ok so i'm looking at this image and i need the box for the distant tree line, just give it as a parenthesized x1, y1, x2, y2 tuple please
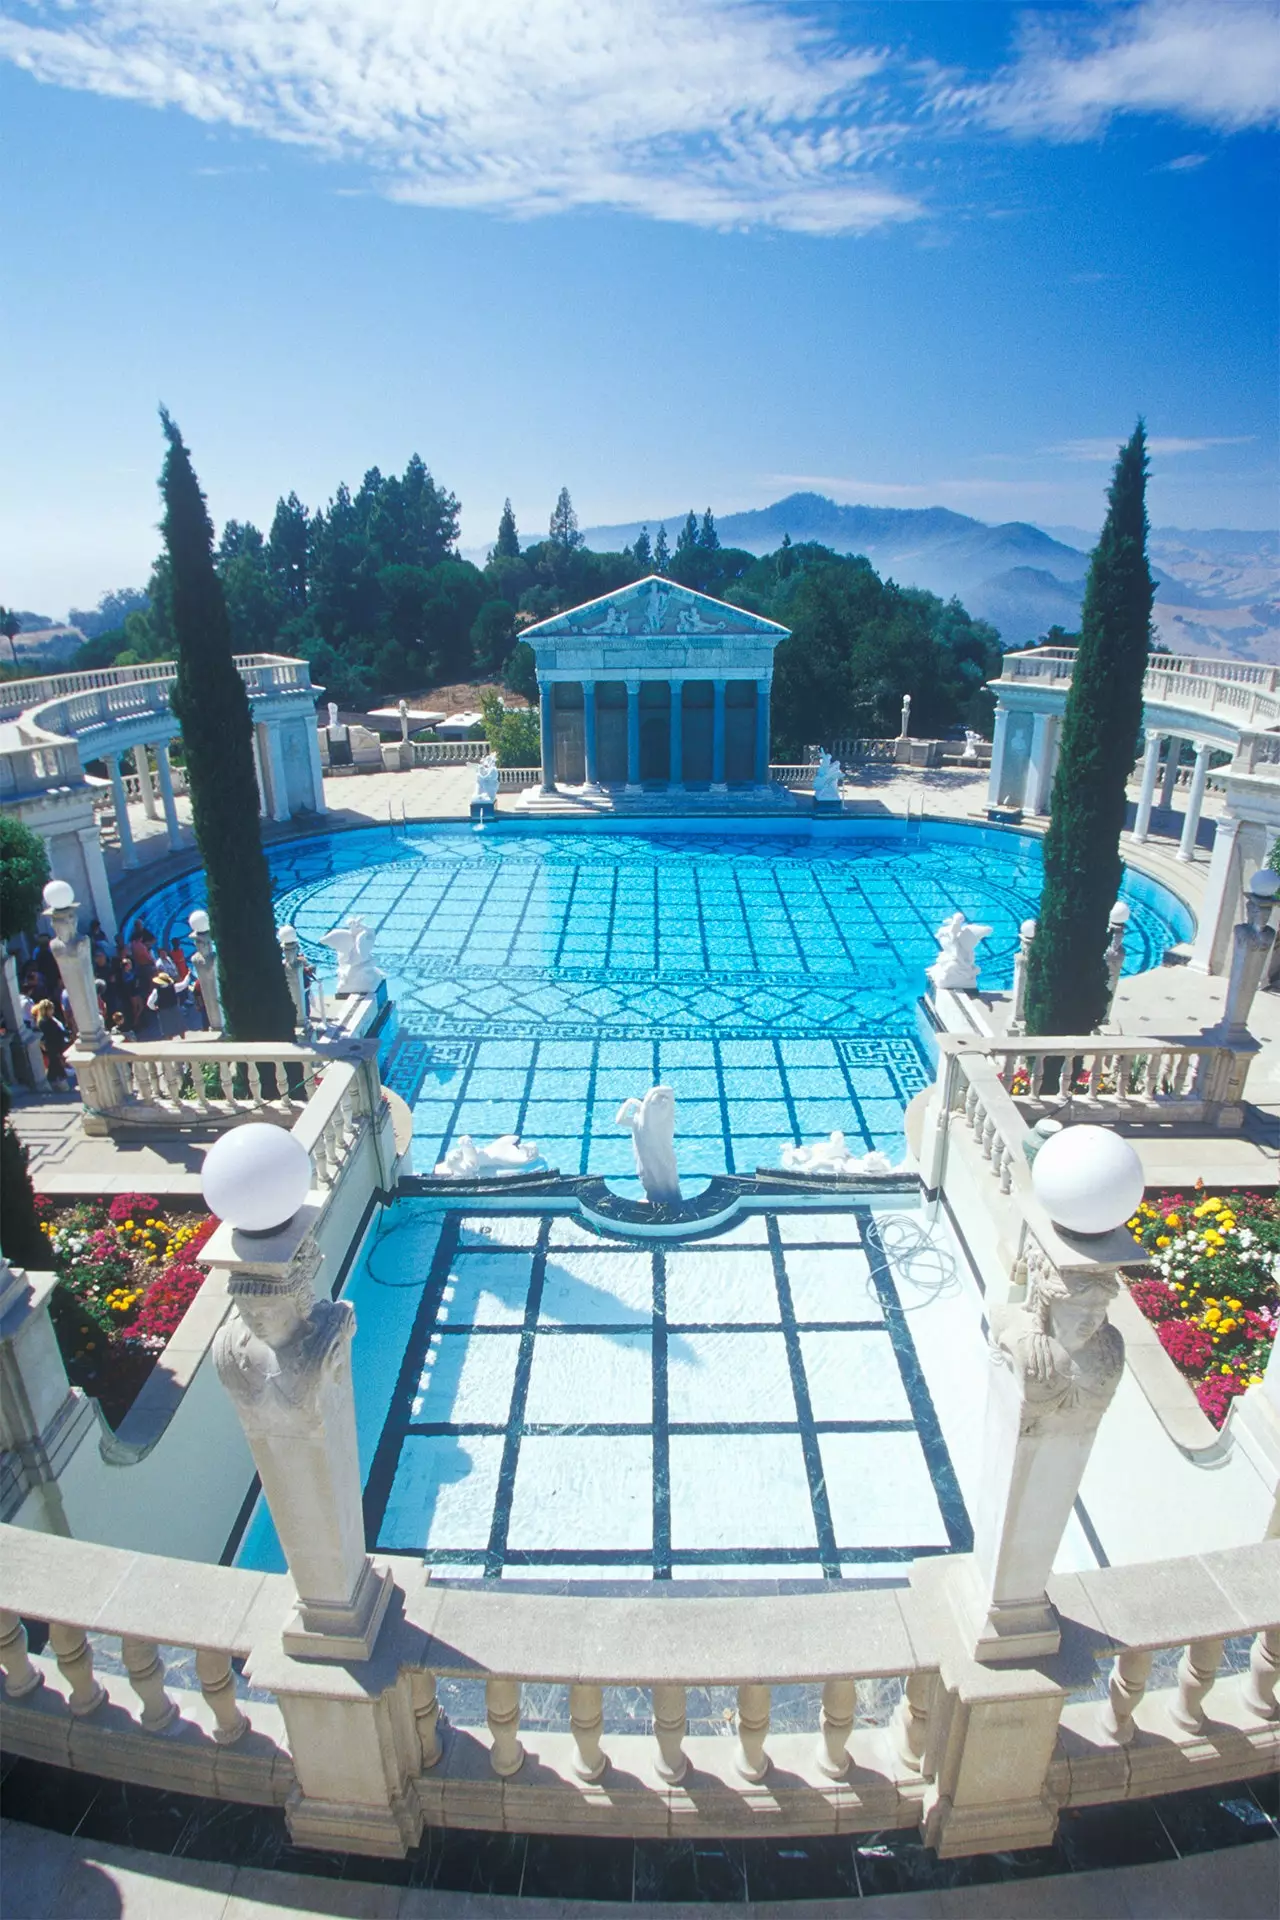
(64, 460, 1002, 744)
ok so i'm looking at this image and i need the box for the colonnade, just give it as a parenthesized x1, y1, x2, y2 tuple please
(1130, 730, 1216, 862)
(538, 674, 772, 795)
(106, 741, 183, 870)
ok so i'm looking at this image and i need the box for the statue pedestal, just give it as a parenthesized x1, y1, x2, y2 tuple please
(812, 797, 843, 815)
(470, 799, 496, 824)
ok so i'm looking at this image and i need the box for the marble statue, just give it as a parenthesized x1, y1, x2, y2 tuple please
(644, 583, 671, 634)
(676, 604, 723, 634)
(780, 1133, 892, 1176)
(598, 604, 630, 635)
(326, 701, 346, 739)
(398, 698, 410, 743)
(433, 1134, 544, 1177)
(615, 1085, 681, 1204)
(962, 730, 982, 761)
(899, 693, 912, 740)
(321, 917, 385, 995)
(990, 1245, 1123, 1436)
(473, 751, 500, 805)
(813, 750, 843, 803)
(927, 911, 992, 992)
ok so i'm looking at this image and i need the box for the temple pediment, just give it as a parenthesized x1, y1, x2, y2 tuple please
(521, 577, 789, 647)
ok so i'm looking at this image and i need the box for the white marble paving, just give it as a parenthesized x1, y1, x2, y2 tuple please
(666, 1329, 797, 1423)
(457, 1215, 544, 1248)
(799, 1329, 912, 1423)
(537, 1249, 653, 1325)
(669, 1433, 819, 1550)
(819, 1430, 949, 1548)
(507, 1435, 652, 1551)
(383, 1433, 505, 1550)
(663, 1250, 780, 1324)
(436, 1252, 533, 1327)
(523, 1330, 652, 1425)
(776, 1212, 868, 1245)
(415, 1332, 521, 1425)
(784, 1246, 881, 1322)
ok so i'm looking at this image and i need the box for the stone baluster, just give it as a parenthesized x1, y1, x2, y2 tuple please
(1244, 1628, 1280, 1720)
(1170, 1637, 1223, 1732)
(195, 1648, 250, 1745)
(981, 1114, 996, 1161)
(410, 1669, 443, 1768)
(161, 1058, 185, 1103)
(1099, 1648, 1152, 1745)
(651, 1683, 688, 1783)
(485, 1677, 525, 1776)
(47, 1621, 106, 1716)
(0, 1610, 43, 1698)
(121, 1636, 178, 1732)
(1029, 1054, 1046, 1097)
(735, 1683, 771, 1782)
(1088, 1054, 1104, 1098)
(892, 1670, 933, 1773)
(964, 1085, 979, 1131)
(816, 1677, 855, 1778)
(569, 1683, 607, 1781)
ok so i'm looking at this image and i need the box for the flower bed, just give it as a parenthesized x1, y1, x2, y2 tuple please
(37, 1193, 217, 1428)
(1126, 1186, 1279, 1425)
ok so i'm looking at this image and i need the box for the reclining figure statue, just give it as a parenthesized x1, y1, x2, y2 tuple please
(434, 1134, 544, 1177)
(780, 1132, 892, 1176)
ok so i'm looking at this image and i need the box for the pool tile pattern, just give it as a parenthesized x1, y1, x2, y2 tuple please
(362, 1207, 972, 1580)
(134, 824, 1183, 1175)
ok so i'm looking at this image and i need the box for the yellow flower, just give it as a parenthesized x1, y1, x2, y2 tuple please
(1228, 1299, 1243, 1312)
(1156, 1235, 1171, 1248)
(1165, 1213, 1181, 1228)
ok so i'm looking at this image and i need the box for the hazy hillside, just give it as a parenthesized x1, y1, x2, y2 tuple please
(580, 494, 1280, 661)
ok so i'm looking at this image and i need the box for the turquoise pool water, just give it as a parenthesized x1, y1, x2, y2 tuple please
(136, 819, 1192, 1176)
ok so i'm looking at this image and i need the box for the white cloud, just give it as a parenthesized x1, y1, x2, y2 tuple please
(0, 0, 923, 234)
(1154, 150, 1209, 170)
(1045, 435, 1257, 460)
(953, 0, 1280, 140)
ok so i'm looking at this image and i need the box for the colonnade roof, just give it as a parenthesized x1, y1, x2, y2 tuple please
(520, 576, 790, 654)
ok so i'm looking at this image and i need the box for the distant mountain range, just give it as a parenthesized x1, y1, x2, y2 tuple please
(579, 494, 1280, 662)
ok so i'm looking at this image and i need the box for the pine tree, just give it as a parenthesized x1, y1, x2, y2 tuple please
(495, 498, 520, 559)
(631, 526, 653, 569)
(548, 487, 583, 552)
(160, 411, 297, 1043)
(268, 492, 311, 611)
(1024, 424, 1154, 1037)
(676, 510, 699, 555)
(700, 508, 720, 550)
(653, 524, 670, 573)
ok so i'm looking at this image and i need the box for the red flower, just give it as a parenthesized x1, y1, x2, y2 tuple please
(1195, 1373, 1247, 1425)
(1129, 1278, 1179, 1323)
(108, 1193, 160, 1224)
(1157, 1320, 1214, 1373)
(123, 1263, 205, 1345)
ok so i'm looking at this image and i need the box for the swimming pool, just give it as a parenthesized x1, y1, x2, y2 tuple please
(135, 818, 1192, 1176)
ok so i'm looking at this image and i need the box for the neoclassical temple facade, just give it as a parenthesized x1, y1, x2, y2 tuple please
(521, 578, 789, 794)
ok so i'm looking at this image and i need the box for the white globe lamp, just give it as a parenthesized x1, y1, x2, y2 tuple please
(188, 909, 211, 935)
(43, 879, 75, 911)
(1248, 869, 1280, 902)
(1031, 1123, 1144, 1237)
(201, 1123, 313, 1236)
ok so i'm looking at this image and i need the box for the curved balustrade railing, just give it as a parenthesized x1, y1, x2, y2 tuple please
(1000, 647, 1280, 741)
(1, 1527, 1276, 1844)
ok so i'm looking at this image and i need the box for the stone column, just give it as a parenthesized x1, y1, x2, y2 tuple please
(263, 720, 292, 824)
(986, 707, 1010, 808)
(153, 742, 182, 851)
(212, 1227, 393, 1661)
(754, 674, 772, 786)
(1131, 731, 1162, 843)
(0, 1257, 94, 1521)
(304, 713, 329, 814)
(625, 678, 641, 793)
(108, 756, 138, 870)
(1191, 814, 1258, 975)
(1160, 738, 1182, 812)
(582, 681, 600, 791)
(669, 679, 683, 789)
(74, 827, 116, 939)
(1026, 713, 1058, 815)
(1009, 919, 1037, 1032)
(965, 1232, 1126, 1660)
(133, 743, 158, 821)
(711, 678, 727, 791)
(538, 681, 556, 794)
(47, 891, 108, 1052)
(250, 728, 269, 818)
(1177, 742, 1212, 862)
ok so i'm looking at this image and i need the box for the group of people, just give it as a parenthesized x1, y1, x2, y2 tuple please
(4, 919, 212, 1093)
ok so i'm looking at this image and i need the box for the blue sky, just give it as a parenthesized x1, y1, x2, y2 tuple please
(2, 0, 1277, 614)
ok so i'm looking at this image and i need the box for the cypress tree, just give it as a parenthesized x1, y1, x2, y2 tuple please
(160, 410, 296, 1042)
(495, 498, 520, 559)
(700, 508, 720, 550)
(631, 526, 652, 568)
(1, 1090, 48, 1270)
(676, 510, 699, 555)
(1024, 423, 1154, 1037)
(653, 524, 670, 573)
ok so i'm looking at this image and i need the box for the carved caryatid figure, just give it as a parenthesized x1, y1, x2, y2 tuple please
(321, 916, 385, 995)
(616, 1085, 680, 1205)
(813, 750, 843, 803)
(473, 751, 500, 805)
(989, 1249, 1124, 1435)
(926, 911, 992, 992)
